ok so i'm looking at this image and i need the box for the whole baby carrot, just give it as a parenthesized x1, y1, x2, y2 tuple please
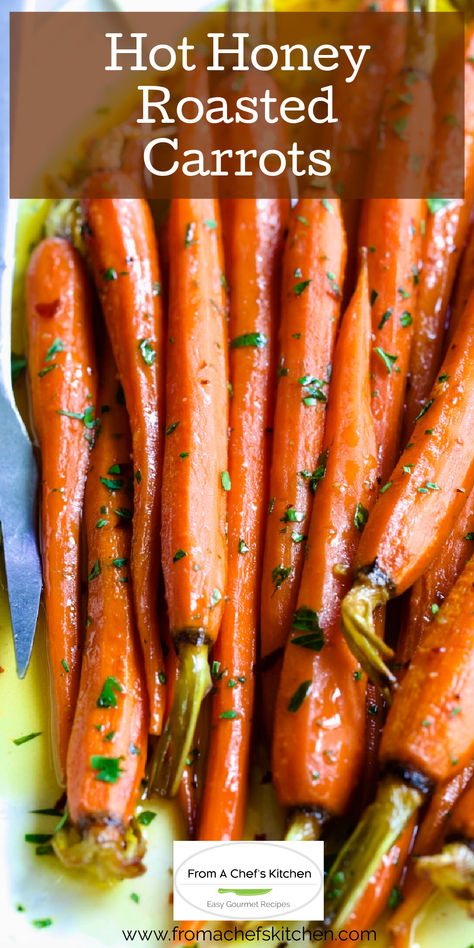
(397, 489, 474, 669)
(198, 195, 289, 841)
(260, 197, 346, 726)
(341, 287, 474, 696)
(325, 554, 474, 930)
(53, 344, 148, 880)
(416, 773, 474, 911)
(388, 764, 474, 948)
(272, 254, 377, 838)
(81, 174, 166, 734)
(404, 27, 474, 431)
(26, 236, 97, 782)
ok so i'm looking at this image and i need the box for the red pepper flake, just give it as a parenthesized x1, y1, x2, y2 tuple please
(36, 300, 60, 319)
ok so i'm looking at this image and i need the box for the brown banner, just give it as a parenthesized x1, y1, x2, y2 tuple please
(10, 11, 464, 199)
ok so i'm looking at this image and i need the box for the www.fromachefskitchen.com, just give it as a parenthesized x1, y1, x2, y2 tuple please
(121, 926, 377, 941)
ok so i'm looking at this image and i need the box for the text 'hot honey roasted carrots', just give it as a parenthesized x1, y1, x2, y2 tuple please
(26, 236, 97, 782)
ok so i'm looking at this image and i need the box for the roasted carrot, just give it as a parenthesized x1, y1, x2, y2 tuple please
(388, 763, 474, 947)
(148, 191, 228, 797)
(325, 555, 474, 930)
(53, 344, 147, 879)
(417, 772, 474, 911)
(332, 0, 407, 300)
(81, 175, 166, 734)
(330, 819, 416, 942)
(198, 196, 288, 841)
(260, 197, 346, 727)
(341, 287, 474, 695)
(449, 214, 474, 342)
(272, 254, 377, 837)
(26, 236, 97, 782)
(397, 488, 474, 669)
(404, 27, 474, 431)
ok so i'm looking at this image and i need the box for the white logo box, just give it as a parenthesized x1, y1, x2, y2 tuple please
(173, 840, 324, 922)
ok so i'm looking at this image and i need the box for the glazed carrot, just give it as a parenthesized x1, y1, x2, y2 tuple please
(26, 236, 97, 781)
(449, 216, 474, 342)
(260, 197, 346, 725)
(325, 555, 474, 929)
(331, 819, 415, 941)
(272, 255, 377, 837)
(416, 772, 474, 911)
(148, 192, 228, 798)
(397, 488, 474, 669)
(359, 196, 425, 482)
(341, 287, 474, 695)
(53, 344, 147, 879)
(404, 28, 474, 431)
(332, 0, 407, 300)
(81, 174, 166, 734)
(388, 763, 474, 946)
(198, 196, 288, 841)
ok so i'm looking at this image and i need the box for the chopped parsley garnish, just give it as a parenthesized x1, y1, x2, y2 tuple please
(296, 215, 309, 226)
(387, 887, 403, 910)
(112, 557, 128, 567)
(45, 338, 65, 362)
(292, 606, 322, 638)
(90, 755, 124, 783)
(354, 502, 369, 532)
(373, 347, 398, 374)
(11, 353, 27, 381)
(294, 279, 312, 296)
(173, 549, 186, 562)
(96, 676, 122, 709)
(12, 731, 42, 746)
(210, 588, 222, 608)
(238, 539, 249, 554)
(61, 659, 69, 673)
(166, 421, 179, 435)
(137, 810, 157, 825)
(370, 289, 379, 306)
(272, 565, 291, 589)
(380, 481, 392, 494)
(138, 338, 156, 366)
(415, 398, 434, 422)
(221, 471, 231, 491)
(153, 281, 161, 296)
(158, 671, 167, 685)
(185, 222, 197, 247)
(99, 476, 123, 491)
(204, 218, 217, 230)
(378, 308, 392, 330)
(281, 508, 305, 523)
(114, 507, 132, 521)
(230, 332, 268, 350)
(102, 268, 117, 281)
(219, 709, 239, 719)
(87, 559, 101, 581)
(427, 198, 453, 214)
(393, 116, 408, 139)
(400, 311, 412, 327)
(326, 271, 340, 296)
(288, 680, 312, 712)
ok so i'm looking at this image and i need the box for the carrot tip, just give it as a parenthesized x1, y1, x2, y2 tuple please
(285, 807, 326, 841)
(341, 582, 395, 701)
(324, 777, 423, 932)
(416, 842, 474, 913)
(52, 816, 146, 882)
(148, 644, 211, 799)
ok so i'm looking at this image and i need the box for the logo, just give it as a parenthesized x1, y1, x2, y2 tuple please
(173, 841, 324, 921)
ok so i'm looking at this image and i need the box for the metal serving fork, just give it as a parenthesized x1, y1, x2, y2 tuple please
(0, 2, 42, 677)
